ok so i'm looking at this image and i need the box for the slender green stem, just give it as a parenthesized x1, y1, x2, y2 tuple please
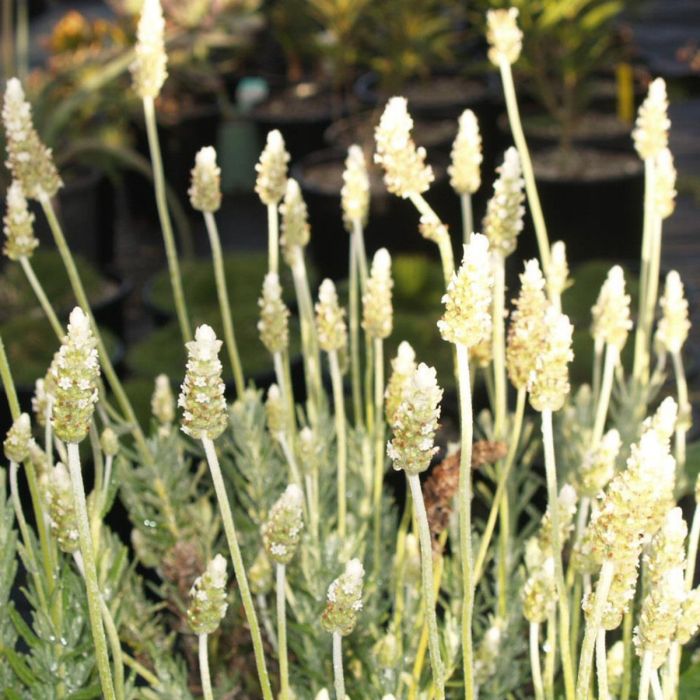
(16, 0, 29, 79)
(577, 561, 615, 700)
(639, 651, 653, 700)
(498, 58, 551, 277)
(671, 351, 688, 467)
(492, 255, 507, 438)
(257, 592, 278, 652)
(530, 623, 546, 700)
(456, 344, 475, 699)
(353, 219, 369, 291)
(544, 610, 556, 700)
(665, 642, 681, 700)
(621, 610, 634, 700)
(332, 632, 346, 700)
(592, 340, 604, 407)
(592, 345, 618, 445)
(597, 628, 609, 700)
(142, 96, 192, 344)
(542, 410, 575, 700)
(198, 634, 214, 700)
(38, 195, 152, 465)
(474, 387, 526, 584)
(203, 212, 245, 397)
(686, 505, 700, 590)
(372, 337, 385, 575)
(349, 235, 363, 426)
(122, 652, 161, 689)
(67, 442, 116, 700)
(0, 334, 20, 417)
(277, 564, 290, 699)
(267, 203, 279, 275)
(201, 438, 273, 700)
(407, 473, 445, 699)
(19, 256, 63, 339)
(460, 193, 474, 245)
(650, 668, 663, 700)
(407, 193, 455, 284)
(329, 350, 347, 539)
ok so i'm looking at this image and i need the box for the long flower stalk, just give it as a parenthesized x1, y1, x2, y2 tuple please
(332, 632, 345, 700)
(329, 350, 347, 539)
(545, 611, 556, 700)
(530, 622, 546, 700)
(349, 236, 362, 425)
(408, 192, 455, 284)
(267, 204, 279, 274)
(198, 635, 214, 700)
(461, 193, 474, 245)
(372, 337, 385, 567)
(596, 628, 609, 700)
(671, 350, 688, 466)
(19, 256, 62, 339)
(277, 564, 290, 699)
(592, 345, 618, 444)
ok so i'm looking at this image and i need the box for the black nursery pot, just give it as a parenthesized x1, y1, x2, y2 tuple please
(294, 149, 466, 280)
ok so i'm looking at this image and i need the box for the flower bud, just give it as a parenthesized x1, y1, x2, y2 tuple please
(51, 308, 100, 444)
(362, 248, 393, 340)
(152, 374, 175, 425)
(657, 271, 690, 354)
(4, 413, 33, 463)
(188, 554, 228, 635)
(189, 146, 221, 213)
(130, 0, 167, 99)
(46, 462, 79, 553)
(438, 233, 493, 347)
(633, 78, 670, 161)
(548, 241, 569, 298)
(255, 130, 289, 206)
(537, 484, 578, 556)
(576, 429, 621, 498)
(3, 181, 38, 260)
(341, 145, 370, 231)
(321, 558, 365, 636)
(591, 266, 632, 351)
(644, 508, 687, 589)
(32, 377, 52, 428)
(387, 363, 443, 476)
(264, 384, 286, 437)
(258, 272, 290, 354)
(385, 341, 417, 426)
(487, 8, 523, 66)
(262, 484, 304, 565)
(178, 325, 227, 441)
(2, 79, 62, 199)
(654, 148, 677, 219)
(280, 179, 310, 265)
(418, 213, 450, 246)
(100, 427, 119, 458)
(315, 279, 347, 353)
(374, 97, 433, 198)
(449, 109, 482, 196)
(482, 148, 525, 257)
(522, 556, 556, 624)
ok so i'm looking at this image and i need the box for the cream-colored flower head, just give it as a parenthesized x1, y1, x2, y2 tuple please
(3, 181, 37, 260)
(264, 384, 286, 437)
(522, 556, 556, 624)
(387, 363, 443, 476)
(4, 413, 33, 463)
(374, 97, 433, 198)
(188, 554, 228, 635)
(591, 265, 632, 351)
(438, 233, 493, 346)
(487, 8, 523, 66)
(32, 377, 53, 428)
(482, 147, 525, 257)
(576, 429, 621, 498)
(255, 130, 290, 206)
(598, 557, 640, 631)
(362, 248, 393, 340)
(341, 145, 370, 231)
(189, 146, 221, 213)
(656, 271, 690, 354)
(51, 308, 100, 444)
(654, 148, 677, 219)
(315, 279, 347, 353)
(643, 396, 678, 447)
(280, 178, 310, 265)
(46, 462, 79, 553)
(676, 588, 700, 645)
(633, 78, 670, 160)
(418, 212, 450, 247)
(2, 79, 62, 199)
(549, 241, 569, 297)
(258, 272, 289, 354)
(100, 427, 119, 458)
(152, 374, 175, 425)
(644, 508, 687, 588)
(527, 307, 573, 412)
(178, 325, 227, 440)
(507, 259, 548, 390)
(536, 484, 578, 557)
(321, 558, 365, 636)
(130, 0, 168, 99)
(470, 336, 493, 368)
(449, 109, 482, 196)
(262, 484, 304, 565)
(297, 426, 321, 478)
(385, 341, 417, 425)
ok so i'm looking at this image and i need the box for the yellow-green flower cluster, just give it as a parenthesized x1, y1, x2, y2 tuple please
(385, 341, 416, 426)
(265, 384, 286, 437)
(3, 181, 37, 260)
(535, 484, 578, 557)
(321, 558, 365, 636)
(438, 233, 493, 347)
(591, 265, 632, 351)
(151, 374, 175, 426)
(178, 325, 227, 440)
(341, 144, 369, 231)
(656, 271, 690, 354)
(486, 8, 523, 66)
(189, 146, 221, 213)
(576, 429, 621, 498)
(387, 363, 443, 476)
(262, 484, 304, 565)
(527, 307, 573, 412)
(315, 279, 347, 353)
(374, 97, 433, 198)
(449, 109, 482, 196)
(280, 178, 310, 266)
(51, 308, 100, 444)
(633, 78, 670, 160)
(46, 462, 79, 553)
(4, 413, 33, 463)
(654, 147, 677, 219)
(507, 259, 548, 390)
(362, 248, 393, 340)
(522, 548, 556, 624)
(188, 554, 229, 635)
(130, 0, 168, 99)
(2, 79, 62, 199)
(255, 130, 289, 206)
(100, 427, 119, 458)
(258, 272, 289, 354)
(676, 588, 700, 645)
(482, 147, 525, 257)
